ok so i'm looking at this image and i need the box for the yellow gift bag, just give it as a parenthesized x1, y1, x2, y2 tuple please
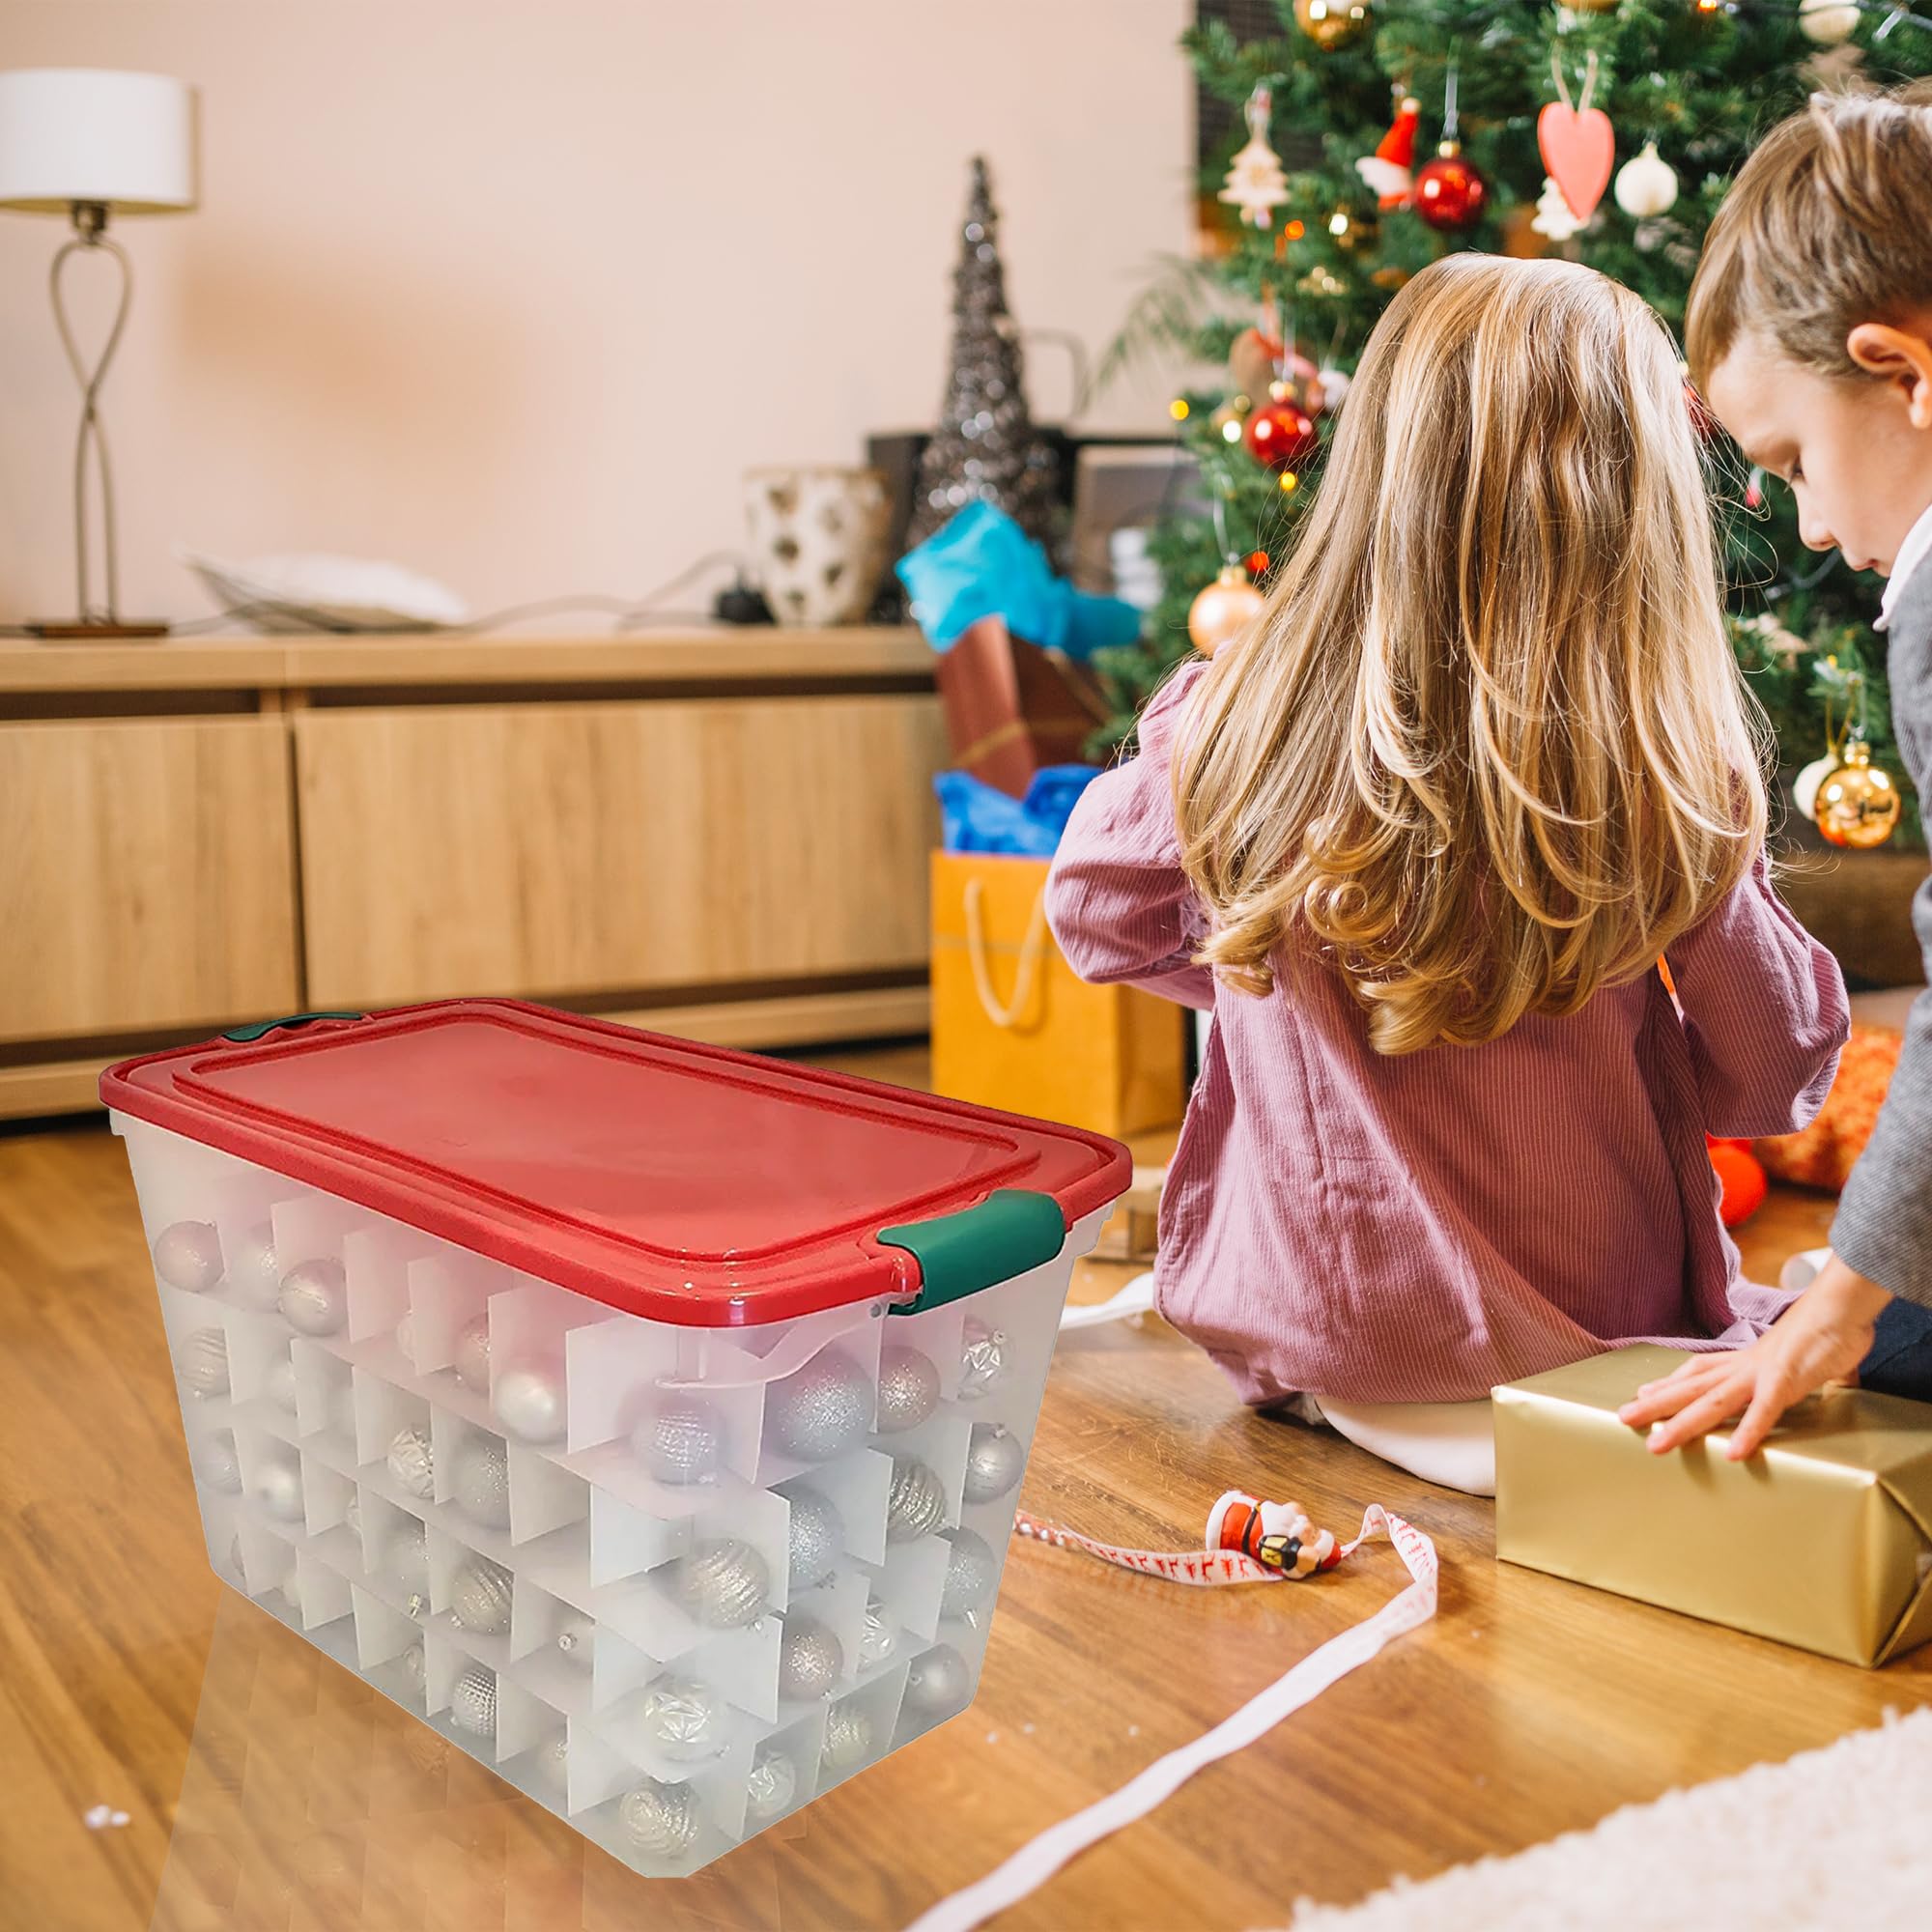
(929, 850, 1187, 1137)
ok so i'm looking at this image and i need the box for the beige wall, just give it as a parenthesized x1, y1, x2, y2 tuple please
(0, 0, 1193, 625)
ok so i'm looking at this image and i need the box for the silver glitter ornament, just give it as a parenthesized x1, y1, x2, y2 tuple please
(224, 1224, 281, 1309)
(744, 1745, 798, 1823)
(819, 1698, 874, 1774)
(767, 1350, 870, 1462)
(670, 1539, 770, 1629)
(617, 1778, 699, 1861)
(957, 1316, 1010, 1401)
(154, 1220, 223, 1293)
(277, 1260, 347, 1337)
(449, 1555, 514, 1635)
(494, 1362, 565, 1443)
(639, 1674, 728, 1762)
(785, 1488, 844, 1594)
(452, 1314, 492, 1392)
(388, 1518, 429, 1597)
(778, 1614, 843, 1700)
(452, 1436, 512, 1530)
(873, 1345, 940, 1435)
(265, 1355, 299, 1414)
(941, 1528, 998, 1625)
(386, 1424, 435, 1498)
(903, 1642, 973, 1717)
(634, 1395, 723, 1486)
(176, 1325, 230, 1398)
(554, 1612, 596, 1667)
(962, 1422, 1026, 1504)
(194, 1428, 242, 1494)
(255, 1454, 305, 1521)
(886, 1455, 949, 1543)
(858, 1597, 899, 1670)
(449, 1662, 497, 1740)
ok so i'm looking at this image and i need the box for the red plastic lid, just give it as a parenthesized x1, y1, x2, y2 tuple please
(101, 1000, 1130, 1326)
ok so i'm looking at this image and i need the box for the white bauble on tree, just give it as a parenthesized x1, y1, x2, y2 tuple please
(1799, 0, 1861, 44)
(1613, 142, 1679, 219)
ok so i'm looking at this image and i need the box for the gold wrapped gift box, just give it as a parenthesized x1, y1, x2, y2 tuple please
(1494, 1345, 1932, 1667)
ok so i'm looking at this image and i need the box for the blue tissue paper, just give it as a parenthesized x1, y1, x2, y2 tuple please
(935, 763, 1103, 856)
(896, 502, 1142, 660)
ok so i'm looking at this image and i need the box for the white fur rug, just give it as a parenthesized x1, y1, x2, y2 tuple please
(1284, 1708, 1932, 1932)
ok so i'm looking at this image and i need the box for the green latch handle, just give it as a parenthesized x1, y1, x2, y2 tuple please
(877, 1188, 1065, 1316)
(222, 1009, 365, 1044)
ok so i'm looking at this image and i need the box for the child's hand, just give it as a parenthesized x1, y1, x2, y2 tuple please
(1616, 1259, 1892, 1460)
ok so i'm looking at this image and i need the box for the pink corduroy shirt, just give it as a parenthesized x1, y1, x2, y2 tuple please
(1044, 661, 1851, 1405)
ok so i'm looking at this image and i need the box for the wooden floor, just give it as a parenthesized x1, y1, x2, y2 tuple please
(5, 1043, 1929, 1932)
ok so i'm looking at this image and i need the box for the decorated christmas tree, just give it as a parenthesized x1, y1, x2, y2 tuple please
(1101, 0, 1932, 847)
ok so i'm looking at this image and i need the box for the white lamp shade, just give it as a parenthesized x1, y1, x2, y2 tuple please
(0, 69, 198, 215)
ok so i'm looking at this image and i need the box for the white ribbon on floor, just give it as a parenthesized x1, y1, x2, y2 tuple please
(900, 1505, 1439, 1932)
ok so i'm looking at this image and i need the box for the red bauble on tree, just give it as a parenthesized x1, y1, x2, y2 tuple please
(1243, 398, 1319, 471)
(1413, 141, 1487, 232)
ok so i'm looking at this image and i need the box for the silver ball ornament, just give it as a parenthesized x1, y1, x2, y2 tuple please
(452, 1314, 492, 1392)
(819, 1699, 874, 1774)
(744, 1745, 798, 1823)
(903, 1642, 974, 1717)
(554, 1612, 596, 1667)
(265, 1355, 299, 1414)
(176, 1325, 231, 1398)
(494, 1362, 566, 1443)
(669, 1538, 770, 1629)
(194, 1428, 243, 1493)
(962, 1423, 1026, 1504)
(634, 1395, 724, 1486)
(255, 1454, 305, 1521)
(859, 1597, 899, 1670)
(639, 1674, 728, 1762)
(449, 1555, 515, 1635)
(224, 1224, 281, 1309)
(785, 1488, 844, 1594)
(388, 1518, 429, 1597)
(778, 1614, 843, 1700)
(941, 1528, 999, 1626)
(278, 1260, 347, 1337)
(767, 1350, 870, 1462)
(154, 1220, 224, 1293)
(452, 1436, 512, 1530)
(887, 1456, 949, 1543)
(874, 1345, 940, 1434)
(386, 1425, 435, 1498)
(958, 1317, 1010, 1401)
(617, 1778, 699, 1861)
(449, 1662, 497, 1740)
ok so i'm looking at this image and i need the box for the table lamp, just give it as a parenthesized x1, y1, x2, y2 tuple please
(0, 68, 199, 638)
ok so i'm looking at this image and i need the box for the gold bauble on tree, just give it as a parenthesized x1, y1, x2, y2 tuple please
(1293, 0, 1374, 50)
(1566, 0, 1623, 12)
(1188, 565, 1266, 659)
(1814, 742, 1903, 849)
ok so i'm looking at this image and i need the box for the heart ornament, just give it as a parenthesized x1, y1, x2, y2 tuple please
(1538, 100, 1614, 223)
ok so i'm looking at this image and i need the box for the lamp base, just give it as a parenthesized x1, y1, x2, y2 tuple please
(27, 619, 172, 640)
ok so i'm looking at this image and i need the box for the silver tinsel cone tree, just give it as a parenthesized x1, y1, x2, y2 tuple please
(906, 156, 1060, 552)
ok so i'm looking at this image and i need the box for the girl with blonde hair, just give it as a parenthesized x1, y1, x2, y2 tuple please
(1046, 253, 1849, 1493)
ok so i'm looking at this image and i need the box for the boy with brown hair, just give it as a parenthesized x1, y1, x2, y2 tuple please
(1623, 80, 1932, 1460)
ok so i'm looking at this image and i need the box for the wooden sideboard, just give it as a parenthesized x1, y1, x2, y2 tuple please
(0, 628, 946, 1117)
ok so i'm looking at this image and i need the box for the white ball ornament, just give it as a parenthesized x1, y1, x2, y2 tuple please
(255, 1454, 305, 1521)
(278, 1260, 347, 1337)
(386, 1425, 435, 1498)
(670, 1538, 771, 1629)
(1613, 142, 1679, 220)
(1794, 753, 1838, 821)
(858, 1597, 899, 1670)
(617, 1778, 699, 1861)
(1800, 0, 1861, 44)
(904, 1642, 974, 1718)
(452, 1436, 512, 1530)
(452, 1315, 492, 1392)
(401, 1641, 427, 1689)
(766, 1350, 871, 1461)
(639, 1674, 729, 1761)
(530, 1730, 570, 1799)
(194, 1429, 243, 1494)
(1317, 365, 1351, 411)
(449, 1555, 515, 1635)
(154, 1220, 224, 1293)
(873, 1345, 940, 1435)
(449, 1662, 497, 1740)
(387, 1518, 430, 1599)
(744, 1745, 798, 1823)
(224, 1224, 281, 1308)
(957, 1317, 1010, 1402)
(962, 1423, 1027, 1504)
(634, 1395, 724, 1486)
(265, 1355, 299, 1414)
(819, 1699, 875, 1774)
(494, 1362, 566, 1443)
(176, 1325, 231, 1398)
